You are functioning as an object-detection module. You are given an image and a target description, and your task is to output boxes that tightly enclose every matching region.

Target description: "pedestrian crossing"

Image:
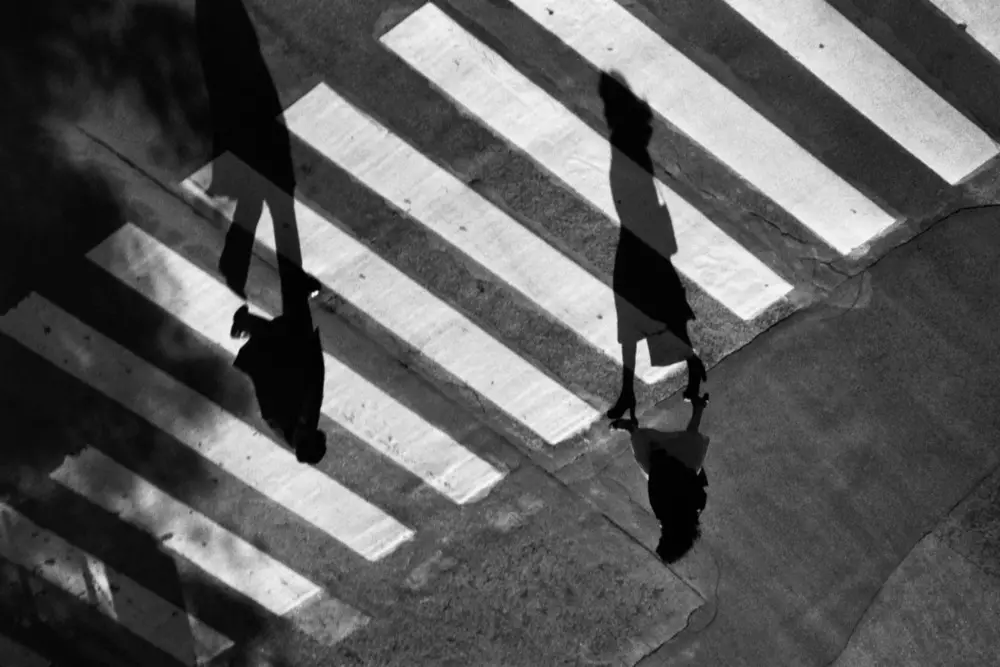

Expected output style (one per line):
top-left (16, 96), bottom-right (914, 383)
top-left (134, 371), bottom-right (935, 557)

top-left (3, 0), bottom-right (999, 664)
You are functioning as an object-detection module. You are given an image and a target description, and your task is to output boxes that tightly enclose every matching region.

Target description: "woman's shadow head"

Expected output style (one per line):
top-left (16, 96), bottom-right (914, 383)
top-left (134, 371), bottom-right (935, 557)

top-left (599, 70), bottom-right (653, 148)
top-left (649, 449), bottom-right (708, 563)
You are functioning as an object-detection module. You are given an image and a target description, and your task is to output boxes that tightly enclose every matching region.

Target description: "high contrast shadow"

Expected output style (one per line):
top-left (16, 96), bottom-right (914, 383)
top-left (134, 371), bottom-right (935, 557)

top-left (598, 70), bottom-right (706, 421)
top-left (195, 0), bottom-right (320, 303)
top-left (196, 0), bottom-right (326, 464)
top-left (612, 395), bottom-right (710, 563)
top-left (230, 304), bottom-right (327, 463)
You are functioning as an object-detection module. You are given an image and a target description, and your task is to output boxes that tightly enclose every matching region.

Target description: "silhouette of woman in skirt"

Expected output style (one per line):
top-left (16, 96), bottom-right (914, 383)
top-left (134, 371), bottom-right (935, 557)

top-left (598, 71), bottom-right (706, 422)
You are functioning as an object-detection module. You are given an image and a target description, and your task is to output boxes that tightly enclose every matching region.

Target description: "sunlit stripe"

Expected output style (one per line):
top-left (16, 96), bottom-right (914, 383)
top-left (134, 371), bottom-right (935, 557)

top-left (507, 0), bottom-right (900, 256)
top-left (182, 154), bottom-right (601, 445)
top-left (88, 224), bottom-right (505, 504)
top-left (927, 0), bottom-right (1000, 65)
top-left (0, 295), bottom-right (413, 561)
top-left (50, 446), bottom-right (322, 617)
top-left (283, 78), bottom-right (680, 384)
top-left (380, 4), bottom-right (792, 324)
top-left (0, 502), bottom-right (233, 666)
top-left (0, 634), bottom-right (51, 667)
top-left (719, 0), bottom-right (998, 184)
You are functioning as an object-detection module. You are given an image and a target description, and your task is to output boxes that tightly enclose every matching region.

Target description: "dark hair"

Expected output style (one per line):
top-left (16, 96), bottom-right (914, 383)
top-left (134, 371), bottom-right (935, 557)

top-left (648, 450), bottom-right (708, 563)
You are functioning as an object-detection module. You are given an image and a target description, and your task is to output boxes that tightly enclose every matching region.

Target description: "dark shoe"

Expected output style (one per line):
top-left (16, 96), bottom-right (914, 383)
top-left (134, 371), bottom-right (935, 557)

top-left (295, 430), bottom-right (327, 465)
top-left (610, 415), bottom-right (639, 432)
top-left (687, 392), bottom-right (710, 408)
top-left (606, 390), bottom-right (636, 421)
top-left (230, 305), bottom-right (251, 339)
top-left (682, 356), bottom-right (707, 402)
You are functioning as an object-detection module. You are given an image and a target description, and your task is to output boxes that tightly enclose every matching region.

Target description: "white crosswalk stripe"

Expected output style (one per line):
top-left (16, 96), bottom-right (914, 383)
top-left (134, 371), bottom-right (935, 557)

top-left (502, 0), bottom-right (903, 256)
top-left (379, 3), bottom-right (793, 324)
top-left (183, 154), bottom-right (602, 446)
top-left (0, 502), bottom-right (234, 666)
top-left (89, 223), bottom-right (506, 504)
top-left (281, 78), bottom-right (681, 384)
top-left (0, 295), bottom-right (415, 563)
top-left (718, 0), bottom-right (998, 185)
top-left (49, 447), bottom-right (323, 617)
top-left (4, 0), bottom-right (999, 661)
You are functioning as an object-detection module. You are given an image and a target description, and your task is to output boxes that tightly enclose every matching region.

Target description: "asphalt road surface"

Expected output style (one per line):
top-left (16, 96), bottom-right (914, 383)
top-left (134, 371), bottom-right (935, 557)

top-left (2, 1), bottom-right (999, 665)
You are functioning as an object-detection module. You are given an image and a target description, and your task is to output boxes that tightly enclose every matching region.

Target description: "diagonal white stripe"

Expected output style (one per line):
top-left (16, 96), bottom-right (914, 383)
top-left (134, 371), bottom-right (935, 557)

top-left (88, 223), bottom-right (506, 504)
top-left (182, 153), bottom-right (602, 445)
top-left (0, 502), bottom-right (233, 666)
top-left (719, 0), bottom-right (998, 184)
top-left (380, 3), bottom-right (792, 325)
top-left (49, 446), bottom-right (323, 617)
top-left (282, 66), bottom-right (686, 384)
top-left (0, 295), bottom-right (414, 561)
top-left (508, 0), bottom-right (901, 255)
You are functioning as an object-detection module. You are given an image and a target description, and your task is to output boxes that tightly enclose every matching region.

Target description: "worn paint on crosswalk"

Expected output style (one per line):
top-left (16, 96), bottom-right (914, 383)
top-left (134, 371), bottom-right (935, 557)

top-left (50, 447), bottom-right (323, 616)
top-left (0, 295), bottom-right (414, 562)
top-left (0, 502), bottom-right (233, 666)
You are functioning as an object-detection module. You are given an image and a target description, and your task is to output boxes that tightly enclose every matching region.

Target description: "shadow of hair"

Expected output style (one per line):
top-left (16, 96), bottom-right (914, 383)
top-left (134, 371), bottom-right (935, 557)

top-left (649, 450), bottom-right (708, 563)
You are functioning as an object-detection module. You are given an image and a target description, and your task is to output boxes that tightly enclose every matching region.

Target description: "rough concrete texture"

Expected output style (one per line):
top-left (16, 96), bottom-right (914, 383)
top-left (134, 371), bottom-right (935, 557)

top-left (330, 464), bottom-right (705, 667)
top-left (830, 533), bottom-right (1000, 667)
top-left (569, 206), bottom-right (1000, 666)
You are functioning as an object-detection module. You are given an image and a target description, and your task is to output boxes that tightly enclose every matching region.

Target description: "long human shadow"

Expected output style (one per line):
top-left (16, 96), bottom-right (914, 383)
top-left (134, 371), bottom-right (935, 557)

top-left (612, 397), bottom-right (711, 563)
top-left (598, 70), bottom-right (706, 421)
top-left (195, 0), bottom-right (326, 464)
top-left (0, 2), bottom-right (300, 663)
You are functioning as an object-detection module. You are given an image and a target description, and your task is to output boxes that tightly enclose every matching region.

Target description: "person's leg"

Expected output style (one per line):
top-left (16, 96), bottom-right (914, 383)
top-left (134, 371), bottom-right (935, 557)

top-left (607, 341), bottom-right (638, 420)
top-left (678, 325), bottom-right (706, 401)
top-left (219, 193), bottom-right (263, 300)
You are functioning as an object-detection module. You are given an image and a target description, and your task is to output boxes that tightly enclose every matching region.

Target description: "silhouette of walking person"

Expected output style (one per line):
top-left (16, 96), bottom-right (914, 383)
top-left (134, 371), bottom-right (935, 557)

top-left (195, 0), bottom-right (320, 302)
top-left (598, 71), bottom-right (706, 422)
top-left (612, 393), bottom-right (710, 563)
top-left (230, 301), bottom-right (326, 464)
top-left (197, 0), bottom-right (325, 463)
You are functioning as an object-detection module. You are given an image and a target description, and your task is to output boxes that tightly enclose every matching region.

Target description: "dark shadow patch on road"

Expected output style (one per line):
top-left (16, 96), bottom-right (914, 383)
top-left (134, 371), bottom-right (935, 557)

top-left (0, 2), bottom-right (295, 664)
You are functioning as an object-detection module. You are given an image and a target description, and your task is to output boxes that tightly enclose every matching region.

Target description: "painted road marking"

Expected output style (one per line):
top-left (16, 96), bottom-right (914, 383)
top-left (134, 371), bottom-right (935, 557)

top-left (927, 0), bottom-right (1000, 65)
top-left (380, 4), bottom-right (792, 323)
top-left (283, 77), bottom-right (674, 384)
top-left (508, 0), bottom-right (900, 255)
top-left (50, 446), bottom-right (322, 617)
top-left (0, 502), bottom-right (233, 666)
top-left (719, 0), bottom-right (998, 184)
top-left (0, 295), bottom-right (414, 561)
top-left (88, 224), bottom-right (506, 504)
top-left (182, 154), bottom-right (601, 445)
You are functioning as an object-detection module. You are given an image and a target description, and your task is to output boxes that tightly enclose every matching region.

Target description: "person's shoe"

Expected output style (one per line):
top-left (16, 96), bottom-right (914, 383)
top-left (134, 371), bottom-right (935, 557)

top-left (682, 356), bottom-right (707, 402)
top-left (295, 430), bottom-right (327, 465)
top-left (606, 389), bottom-right (636, 421)
top-left (230, 305), bottom-right (251, 339)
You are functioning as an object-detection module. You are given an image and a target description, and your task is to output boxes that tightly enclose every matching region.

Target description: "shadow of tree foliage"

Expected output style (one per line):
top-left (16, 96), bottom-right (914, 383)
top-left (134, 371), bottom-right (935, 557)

top-left (1, 2), bottom-right (293, 665)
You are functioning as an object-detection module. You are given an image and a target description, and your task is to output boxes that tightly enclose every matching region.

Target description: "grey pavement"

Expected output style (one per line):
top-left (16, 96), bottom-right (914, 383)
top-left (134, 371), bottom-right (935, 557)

top-left (4, 1), bottom-right (1000, 665)
top-left (558, 206), bottom-right (1000, 667)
